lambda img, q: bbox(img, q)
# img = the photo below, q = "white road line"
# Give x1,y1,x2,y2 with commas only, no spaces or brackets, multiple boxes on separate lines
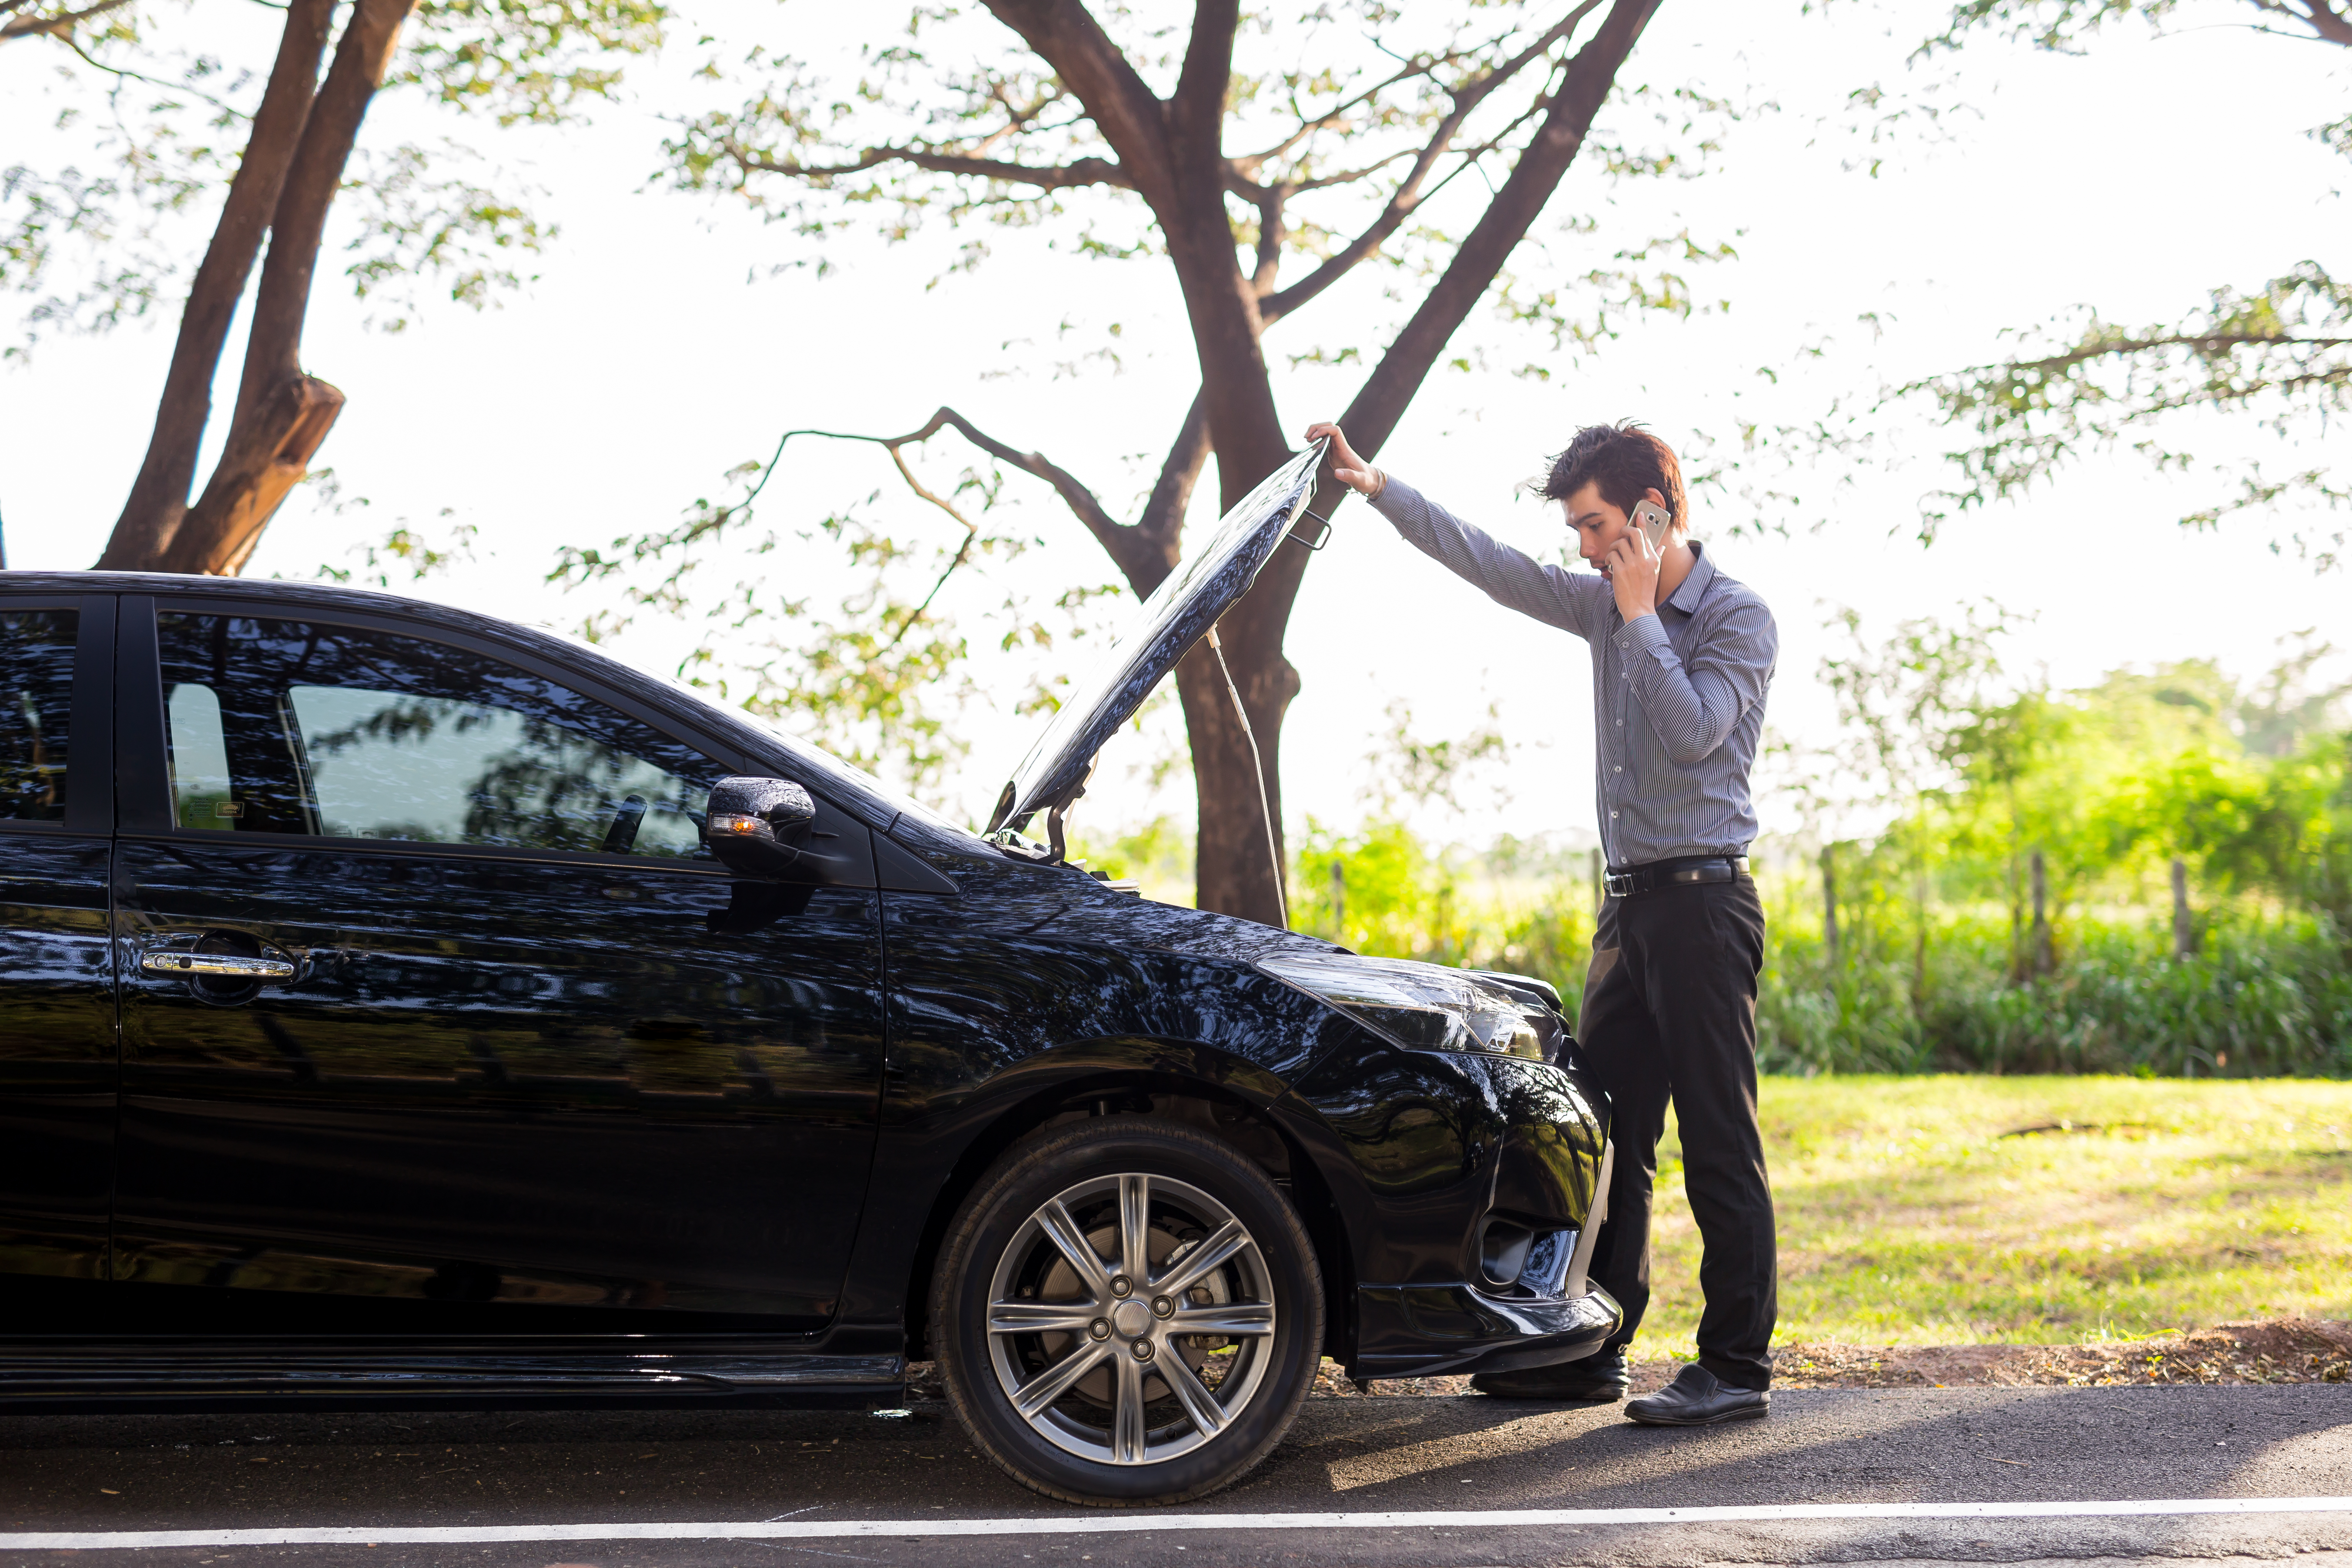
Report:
4,1497,2349,1550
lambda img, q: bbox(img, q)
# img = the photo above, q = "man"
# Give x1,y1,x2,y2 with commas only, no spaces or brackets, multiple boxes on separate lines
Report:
1303,419,1779,1426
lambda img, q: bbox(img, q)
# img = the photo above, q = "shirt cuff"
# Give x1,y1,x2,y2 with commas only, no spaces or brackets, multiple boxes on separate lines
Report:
1616,611,1675,697
1368,476,1421,522
1615,612,1673,659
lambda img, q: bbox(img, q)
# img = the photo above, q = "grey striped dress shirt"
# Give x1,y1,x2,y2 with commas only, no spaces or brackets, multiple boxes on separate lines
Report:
1370,478,1778,869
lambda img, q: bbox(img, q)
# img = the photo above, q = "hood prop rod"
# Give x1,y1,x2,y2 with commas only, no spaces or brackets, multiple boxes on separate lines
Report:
1206,625,1287,931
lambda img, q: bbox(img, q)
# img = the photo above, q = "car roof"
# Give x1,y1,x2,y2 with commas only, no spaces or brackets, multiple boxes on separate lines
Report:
0,569,927,837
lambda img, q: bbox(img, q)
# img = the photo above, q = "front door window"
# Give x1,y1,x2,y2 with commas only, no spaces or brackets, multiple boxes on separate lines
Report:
157,613,713,858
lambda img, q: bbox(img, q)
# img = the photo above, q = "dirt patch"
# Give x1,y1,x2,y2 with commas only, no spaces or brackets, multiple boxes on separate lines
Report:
1329,1318,2352,1396
1765,1317,2352,1389
903,1318,2352,1404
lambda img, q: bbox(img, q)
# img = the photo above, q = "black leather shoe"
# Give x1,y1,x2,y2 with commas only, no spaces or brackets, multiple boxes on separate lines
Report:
1624,1363,1769,1425
1471,1347,1630,1402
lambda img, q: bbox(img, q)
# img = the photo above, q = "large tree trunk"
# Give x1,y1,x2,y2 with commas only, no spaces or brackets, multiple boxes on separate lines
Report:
97,0,416,575
1173,0,1661,924
1177,618,1301,921
94,0,335,570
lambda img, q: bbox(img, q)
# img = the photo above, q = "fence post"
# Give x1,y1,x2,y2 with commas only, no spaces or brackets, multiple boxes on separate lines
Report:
1821,844,1839,975
1330,859,1346,939
2030,848,2054,978
2171,857,2196,960
1912,862,1929,1017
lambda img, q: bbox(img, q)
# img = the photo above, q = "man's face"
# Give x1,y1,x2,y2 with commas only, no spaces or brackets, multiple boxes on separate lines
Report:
1563,482,1633,575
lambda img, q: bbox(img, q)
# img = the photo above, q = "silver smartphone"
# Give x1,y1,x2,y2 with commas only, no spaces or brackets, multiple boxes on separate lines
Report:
1632,498,1672,550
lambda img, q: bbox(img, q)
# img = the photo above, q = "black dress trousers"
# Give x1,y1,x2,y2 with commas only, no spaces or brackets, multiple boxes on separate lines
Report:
1578,876,1776,1390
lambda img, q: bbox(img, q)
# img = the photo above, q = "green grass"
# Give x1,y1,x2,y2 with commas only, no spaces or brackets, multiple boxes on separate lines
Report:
1633,1076,2352,1360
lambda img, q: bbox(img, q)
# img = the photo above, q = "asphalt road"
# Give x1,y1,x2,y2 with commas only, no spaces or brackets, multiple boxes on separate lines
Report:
3,1387,2348,1568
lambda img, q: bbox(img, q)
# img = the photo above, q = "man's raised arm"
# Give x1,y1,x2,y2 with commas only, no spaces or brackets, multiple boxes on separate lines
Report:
1305,422,1608,640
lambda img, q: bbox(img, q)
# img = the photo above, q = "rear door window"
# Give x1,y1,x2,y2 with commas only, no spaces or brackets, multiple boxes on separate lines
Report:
157,613,717,860
0,609,79,824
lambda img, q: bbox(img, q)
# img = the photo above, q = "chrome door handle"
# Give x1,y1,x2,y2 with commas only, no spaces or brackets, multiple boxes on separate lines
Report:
142,951,297,982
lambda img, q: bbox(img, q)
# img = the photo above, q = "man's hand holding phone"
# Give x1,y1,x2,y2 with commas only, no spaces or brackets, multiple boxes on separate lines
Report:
1606,501,1669,625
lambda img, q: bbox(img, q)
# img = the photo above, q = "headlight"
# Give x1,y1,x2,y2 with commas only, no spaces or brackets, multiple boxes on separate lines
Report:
1257,952,1542,1059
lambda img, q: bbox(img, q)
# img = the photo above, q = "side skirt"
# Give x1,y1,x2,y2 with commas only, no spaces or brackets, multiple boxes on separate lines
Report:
0,1342,905,1413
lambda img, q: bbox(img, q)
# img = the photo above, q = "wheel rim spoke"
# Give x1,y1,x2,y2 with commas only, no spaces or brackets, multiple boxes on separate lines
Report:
1160,1348,1229,1439
986,1300,1101,1335
1112,1351,1148,1465
1171,1300,1276,1337
1155,1217,1249,1297
1033,1198,1111,1294
1117,1173,1151,1284
1012,1340,1112,1420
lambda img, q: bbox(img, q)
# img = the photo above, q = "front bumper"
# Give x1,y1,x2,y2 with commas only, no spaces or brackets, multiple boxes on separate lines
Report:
1348,1280,1621,1381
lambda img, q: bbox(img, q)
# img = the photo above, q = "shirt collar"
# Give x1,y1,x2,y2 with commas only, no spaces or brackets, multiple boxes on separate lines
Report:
1664,539,1715,615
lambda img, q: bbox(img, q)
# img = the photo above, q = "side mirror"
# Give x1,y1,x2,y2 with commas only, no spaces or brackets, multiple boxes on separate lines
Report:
703,776,818,878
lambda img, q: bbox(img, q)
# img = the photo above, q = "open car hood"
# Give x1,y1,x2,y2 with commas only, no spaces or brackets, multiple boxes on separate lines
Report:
985,440,1325,840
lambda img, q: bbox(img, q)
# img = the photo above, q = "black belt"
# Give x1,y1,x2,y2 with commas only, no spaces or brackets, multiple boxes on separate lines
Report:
1604,854,1750,898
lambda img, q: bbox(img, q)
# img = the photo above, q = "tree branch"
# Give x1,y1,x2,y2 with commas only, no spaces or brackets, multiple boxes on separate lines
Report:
1228,54,1457,179
969,81,1066,154
0,0,133,44
1133,393,1213,589
1990,330,2352,377
1245,183,1284,292
1287,147,1421,194
50,27,254,117
725,140,1131,191
1260,0,1605,323
983,0,1177,205
1331,0,1660,483
714,402,1209,599
885,406,1175,590
1171,0,1241,148
2253,0,2352,47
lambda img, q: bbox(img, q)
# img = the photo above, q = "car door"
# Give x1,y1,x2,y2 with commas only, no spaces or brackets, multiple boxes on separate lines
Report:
0,593,117,1324
108,594,885,1331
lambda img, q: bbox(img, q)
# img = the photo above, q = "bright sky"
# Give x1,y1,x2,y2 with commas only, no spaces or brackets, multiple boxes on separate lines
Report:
3,0,2345,851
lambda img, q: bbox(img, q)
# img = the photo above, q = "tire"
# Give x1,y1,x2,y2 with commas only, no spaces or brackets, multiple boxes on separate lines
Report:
931,1115,1324,1507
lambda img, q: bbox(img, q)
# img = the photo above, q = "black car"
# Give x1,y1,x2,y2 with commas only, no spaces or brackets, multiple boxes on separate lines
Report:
0,447,1617,1505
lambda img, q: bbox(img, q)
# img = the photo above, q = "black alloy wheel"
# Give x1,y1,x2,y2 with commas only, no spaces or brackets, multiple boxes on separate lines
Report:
932,1115,1323,1506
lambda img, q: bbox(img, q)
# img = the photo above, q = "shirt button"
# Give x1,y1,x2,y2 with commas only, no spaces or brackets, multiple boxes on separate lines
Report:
1614,766,1622,773
1616,719,1623,726
1609,811,1619,819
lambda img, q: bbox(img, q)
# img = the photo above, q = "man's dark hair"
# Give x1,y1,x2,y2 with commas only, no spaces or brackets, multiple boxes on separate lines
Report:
1539,420,1687,527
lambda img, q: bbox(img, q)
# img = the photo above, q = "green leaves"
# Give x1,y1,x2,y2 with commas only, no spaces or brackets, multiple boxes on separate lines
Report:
1921,0,2181,59
1886,2,2352,563
2,0,665,353
547,422,1119,809
1359,696,1510,819
397,0,669,127
340,140,553,326
1899,264,2352,565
